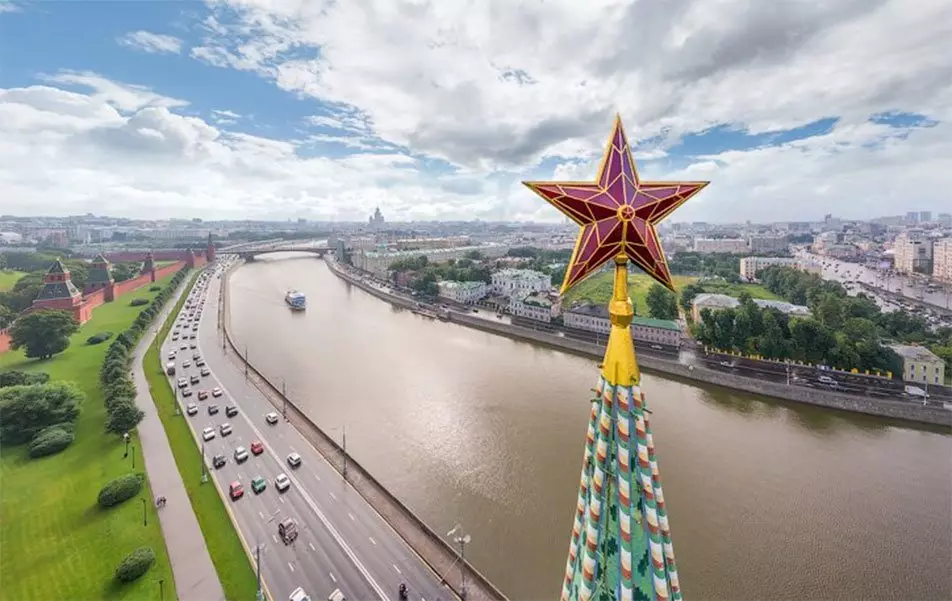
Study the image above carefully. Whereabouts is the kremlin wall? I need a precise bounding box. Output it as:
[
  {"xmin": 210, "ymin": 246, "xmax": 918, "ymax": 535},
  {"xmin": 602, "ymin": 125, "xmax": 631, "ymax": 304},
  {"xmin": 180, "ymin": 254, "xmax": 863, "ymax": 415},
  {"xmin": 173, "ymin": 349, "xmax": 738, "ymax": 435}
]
[{"xmin": 0, "ymin": 241, "xmax": 215, "ymax": 354}]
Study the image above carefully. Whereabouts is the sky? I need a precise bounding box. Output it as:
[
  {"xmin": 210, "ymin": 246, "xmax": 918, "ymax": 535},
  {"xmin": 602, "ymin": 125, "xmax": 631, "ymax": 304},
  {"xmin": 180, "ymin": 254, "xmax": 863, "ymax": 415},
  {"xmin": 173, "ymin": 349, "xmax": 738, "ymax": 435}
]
[{"xmin": 0, "ymin": 0, "xmax": 950, "ymax": 224}]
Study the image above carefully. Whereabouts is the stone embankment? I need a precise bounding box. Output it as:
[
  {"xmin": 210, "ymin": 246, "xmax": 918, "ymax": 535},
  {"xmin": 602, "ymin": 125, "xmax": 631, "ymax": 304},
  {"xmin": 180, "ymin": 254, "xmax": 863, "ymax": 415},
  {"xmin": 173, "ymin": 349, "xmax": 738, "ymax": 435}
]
[
  {"xmin": 221, "ymin": 259, "xmax": 509, "ymax": 601},
  {"xmin": 327, "ymin": 259, "xmax": 952, "ymax": 428}
]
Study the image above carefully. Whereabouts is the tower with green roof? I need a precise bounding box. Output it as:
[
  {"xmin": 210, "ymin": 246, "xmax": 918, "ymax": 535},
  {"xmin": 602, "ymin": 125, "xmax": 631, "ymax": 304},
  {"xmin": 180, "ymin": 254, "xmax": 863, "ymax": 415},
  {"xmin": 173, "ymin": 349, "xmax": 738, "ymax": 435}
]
[
  {"xmin": 85, "ymin": 253, "xmax": 115, "ymax": 299},
  {"xmin": 32, "ymin": 259, "xmax": 83, "ymax": 314},
  {"xmin": 141, "ymin": 250, "xmax": 156, "ymax": 282}
]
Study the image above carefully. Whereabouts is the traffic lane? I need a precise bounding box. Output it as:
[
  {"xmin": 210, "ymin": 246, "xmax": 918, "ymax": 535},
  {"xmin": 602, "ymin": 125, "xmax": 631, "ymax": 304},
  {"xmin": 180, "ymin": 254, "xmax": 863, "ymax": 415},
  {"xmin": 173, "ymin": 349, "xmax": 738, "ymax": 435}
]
[
  {"xmin": 201, "ymin": 277, "xmax": 449, "ymax": 600},
  {"xmin": 176, "ymin": 362, "xmax": 377, "ymax": 600}
]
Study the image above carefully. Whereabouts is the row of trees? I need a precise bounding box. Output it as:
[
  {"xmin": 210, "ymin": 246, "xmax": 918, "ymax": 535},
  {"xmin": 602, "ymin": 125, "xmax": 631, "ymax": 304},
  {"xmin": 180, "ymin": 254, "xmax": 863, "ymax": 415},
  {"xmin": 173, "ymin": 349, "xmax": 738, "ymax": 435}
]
[
  {"xmin": 99, "ymin": 267, "xmax": 191, "ymax": 435},
  {"xmin": 389, "ymin": 252, "xmax": 493, "ymax": 297}
]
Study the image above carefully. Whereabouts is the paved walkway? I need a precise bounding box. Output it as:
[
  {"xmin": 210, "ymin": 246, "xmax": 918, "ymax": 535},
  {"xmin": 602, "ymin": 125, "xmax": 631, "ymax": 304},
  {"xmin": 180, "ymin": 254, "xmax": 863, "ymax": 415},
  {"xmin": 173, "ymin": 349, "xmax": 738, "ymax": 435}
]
[{"xmin": 132, "ymin": 280, "xmax": 226, "ymax": 601}]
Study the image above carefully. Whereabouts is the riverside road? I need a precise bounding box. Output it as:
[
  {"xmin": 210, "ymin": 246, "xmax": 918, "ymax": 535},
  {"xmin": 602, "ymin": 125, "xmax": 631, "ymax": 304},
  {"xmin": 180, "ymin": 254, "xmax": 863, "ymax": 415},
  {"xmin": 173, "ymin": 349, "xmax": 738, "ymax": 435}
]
[
  {"xmin": 161, "ymin": 270, "xmax": 455, "ymax": 601},
  {"xmin": 224, "ymin": 253, "xmax": 951, "ymax": 601}
]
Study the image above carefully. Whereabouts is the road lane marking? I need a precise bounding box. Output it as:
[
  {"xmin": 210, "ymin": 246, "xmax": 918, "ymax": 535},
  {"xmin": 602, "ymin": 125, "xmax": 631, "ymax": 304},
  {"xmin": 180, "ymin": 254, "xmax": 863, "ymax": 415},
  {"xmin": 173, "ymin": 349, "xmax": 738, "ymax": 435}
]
[
  {"xmin": 288, "ymin": 562, "xmax": 295, "ymax": 572},
  {"xmin": 329, "ymin": 492, "xmax": 337, "ymax": 500},
  {"xmin": 349, "ymin": 513, "xmax": 355, "ymax": 521},
  {"xmin": 329, "ymin": 572, "xmax": 337, "ymax": 583},
  {"xmin": 309, "ymin": 542, "xmax": 316, "ymax": 551},
  {"xmin": 279, "ymin": 496, "xmax": 286, "ymax": 504},
  {"xmin": 272, "ymin": 534, "xmax": 278, "ymax": 543},
  {"xmin": 259, "ymin": 511, "xmax": 264, "ymax": 520},
  {"xmin": 393, "ymin": 564, "xmax": 401, "ymax": 575},
  {"xmin": 314, "ymin": 473, "xmax": 321, "ymax": 482},
  {"xmin": 369, "ymin": 536, "xmax": 377, "ymax": 546}
]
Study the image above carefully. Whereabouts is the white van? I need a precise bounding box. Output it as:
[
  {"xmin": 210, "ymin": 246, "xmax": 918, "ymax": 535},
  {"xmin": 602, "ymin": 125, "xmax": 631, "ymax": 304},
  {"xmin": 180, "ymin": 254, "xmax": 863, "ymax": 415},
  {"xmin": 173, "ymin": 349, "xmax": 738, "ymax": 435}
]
[{"xmin": 165, "ymin": 362, "xmax": 176, "ymax": 375}]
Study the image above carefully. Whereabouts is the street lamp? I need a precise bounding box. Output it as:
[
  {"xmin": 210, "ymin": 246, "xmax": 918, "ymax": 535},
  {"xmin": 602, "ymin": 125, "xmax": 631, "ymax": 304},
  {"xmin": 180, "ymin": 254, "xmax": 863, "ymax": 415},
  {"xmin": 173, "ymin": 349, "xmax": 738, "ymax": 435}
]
[
  {"xmin": 123, "ymin": 432, "xmax": 130, "ymax": 458},
  {"xmin": 328, "ymin": 425, "xmax": 348, "ymax": 478},
  {"xmin": 131, "ymin": 444, "xmax": 136, "ymax": 470},
  {"xmin": 200, "ymin": 438, "xmax": 208, "ymax": 484},
  {"xmin": 447, "ymin": 524, "xmax": 471, "ymax": 600},
  {"xmin": 141, "ymin": 498, "xmax": 147, "ymax": 526}
]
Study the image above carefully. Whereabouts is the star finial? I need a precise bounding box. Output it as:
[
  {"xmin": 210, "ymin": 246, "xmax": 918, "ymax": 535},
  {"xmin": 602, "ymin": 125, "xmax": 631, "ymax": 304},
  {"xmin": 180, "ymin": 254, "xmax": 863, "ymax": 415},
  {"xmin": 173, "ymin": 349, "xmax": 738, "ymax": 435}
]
[{"xmin": 524, "ymin": 115, "xmax": 708, "ymax": 294}]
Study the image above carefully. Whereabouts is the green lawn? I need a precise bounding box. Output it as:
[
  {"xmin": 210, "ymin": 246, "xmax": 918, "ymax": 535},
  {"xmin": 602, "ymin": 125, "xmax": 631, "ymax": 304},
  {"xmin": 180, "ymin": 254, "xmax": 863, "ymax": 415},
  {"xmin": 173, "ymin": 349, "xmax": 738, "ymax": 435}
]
[
  {"xmin": 695, "ymin": 280, "xmax": 781, "ymax": 300},
  {"xmin": 142, "ymin": 274, "xmax": 258, "ymax": 601},
  {"xmin": 0, "ymin": 275, "xmax": 179, "ymax": 601},
  {"xmin": 0, "ymin": 269, "xmax": 26, "ymax": 291},
  {"xmin": 565, "ymin": 271, "xmax": 698, "ymax": 313}
]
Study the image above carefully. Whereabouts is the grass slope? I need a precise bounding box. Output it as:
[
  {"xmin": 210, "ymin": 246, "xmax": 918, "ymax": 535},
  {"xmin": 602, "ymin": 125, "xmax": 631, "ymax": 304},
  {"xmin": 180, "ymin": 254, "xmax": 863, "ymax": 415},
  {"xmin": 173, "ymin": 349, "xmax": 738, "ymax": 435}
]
[
  {"xmin": 565, "ymin": 272, "xmax": 699, "ymax": 313},
  {"xmin": 142, "ymin": 273, "xmax": 257, "ymax": 601},
  {"xmin": 0, "ymin": 269, "xmax": 26, "ymax": 292},
  {"xmin": 0, "ymin": 275, "xmax": 178, "ymax": 601}
]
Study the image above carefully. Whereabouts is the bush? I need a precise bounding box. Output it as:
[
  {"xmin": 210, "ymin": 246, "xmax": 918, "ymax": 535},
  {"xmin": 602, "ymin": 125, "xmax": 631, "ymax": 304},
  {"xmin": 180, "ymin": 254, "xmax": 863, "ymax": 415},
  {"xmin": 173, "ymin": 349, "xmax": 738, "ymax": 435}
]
[
  {"xmin": 97, "ymin": 473, "xmax": 145, "ymax": 508},
  {"xmin": 105, "ymin": 397, "xmax": 144, "ymax": 434},
  {"xmin": 86, "ymin": 331, "xmax": 113, "ymax": 345},
  {"xmin": 129, "ymin": 298, "xmax": 149, "ymax": 307},
  {"xmin": 28, "ymin": 424, "xmax": 75, "ymax": 458},
  {"xmin": 0, "ymin": 371, "xmax": 50, "ymax": 388},
  {"xmin": 149, "ymin": 285, "xmax": 161, "ymax": 292},
  {"xmin": 114, "ymin": 547, "xmax": 155, "ymax": 584},
  {"xmin": 0, "ymin": 382, "xmax": 85, "ymax": 446}
]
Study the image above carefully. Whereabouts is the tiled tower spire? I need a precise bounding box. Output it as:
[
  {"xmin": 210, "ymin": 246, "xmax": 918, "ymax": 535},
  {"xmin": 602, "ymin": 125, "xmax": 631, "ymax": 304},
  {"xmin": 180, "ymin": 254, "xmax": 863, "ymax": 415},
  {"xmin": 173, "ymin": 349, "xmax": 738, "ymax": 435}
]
[{"xmin": 33, "ymin": 259, "xmax": 82, "ymax": 310}]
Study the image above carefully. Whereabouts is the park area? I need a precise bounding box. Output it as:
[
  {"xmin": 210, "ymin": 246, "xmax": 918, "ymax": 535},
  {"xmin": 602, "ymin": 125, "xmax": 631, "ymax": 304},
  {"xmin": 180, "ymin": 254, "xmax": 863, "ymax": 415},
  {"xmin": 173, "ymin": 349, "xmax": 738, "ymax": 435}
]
[
  {"xmin": 0, "ymin": 269, "xmax": 26, "ymax": 292},
  {"xmin": 565, "ymin": 270, "xmax": 778, "ymax": 313},
  {"xmin": 0, "ymin": 276, "xmax": 177, "ymax": 601}
]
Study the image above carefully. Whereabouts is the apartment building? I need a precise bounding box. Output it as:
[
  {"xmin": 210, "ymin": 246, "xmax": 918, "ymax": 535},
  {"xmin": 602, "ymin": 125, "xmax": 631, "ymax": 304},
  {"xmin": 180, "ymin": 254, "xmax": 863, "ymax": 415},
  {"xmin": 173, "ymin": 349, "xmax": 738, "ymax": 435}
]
[
  {"xmin": 510, "ymin": 291, "xmax": 561, "ymax": 323},
  {"xmin": 437, "ymin": 281, "xmax": 488, "ymax": 304},
  {"xmin": 563, "ymin": 303, "xmax": 682, "ymax": 346},
  {"xmin": 932, "ymin": 238, "xmax": 952, "ymax": 283},
  {"xmin": 491, "ymin": 268, "xmax": 551, "ymax": 298},
  {"xmin": 893, "ymin": 230, "xmax": 933, "ymax": 274},
  {"xmin": 890, "ymin": 344, "xmax": 945, "ymax": 386},
  {"xmin": 694, "ymin": 238, "xmax": 749, "ymax": 254},
  {"xmin": 739, "ymin": 257, "xmax": 800, "ymax": 281}
]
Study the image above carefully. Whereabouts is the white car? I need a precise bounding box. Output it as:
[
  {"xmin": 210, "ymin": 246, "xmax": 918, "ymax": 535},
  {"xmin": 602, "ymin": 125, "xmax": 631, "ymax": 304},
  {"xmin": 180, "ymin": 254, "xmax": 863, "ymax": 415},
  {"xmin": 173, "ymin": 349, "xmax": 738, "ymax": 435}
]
[
  {"xmin": 266, "ymin": 412, "xmax": 279, "ymax": 425},
  {"xmin": 212, "ymin": 387, "xmax": 223, "ymax": 397},
  {"xmin": 182, "ymin": 360, "xmax": 192, "ymax": 368},
  {"xmin": 186, "ymin": 403, "xmax": 198, "ymax": 416},
  {"xmin": 275, "ymin": 473, "xmax": 291, "ymax": 492},
  {"xmin": 201, "ymin": 427, "xmax": 216, "ymax": 441},
  {"xmin": 289, "ymin": 587, "xmax": 312, "ymax": 601},
  {"xmin": 287, "ymin": 452, "xmax": 302, "ymax": 468},
  {"xmin": 234, "ymin": 446, "xmax": 249, "ymax": 463},
  {"xmin": 220, "ymin": 423, "xmax": 233, "ymax": 436}
]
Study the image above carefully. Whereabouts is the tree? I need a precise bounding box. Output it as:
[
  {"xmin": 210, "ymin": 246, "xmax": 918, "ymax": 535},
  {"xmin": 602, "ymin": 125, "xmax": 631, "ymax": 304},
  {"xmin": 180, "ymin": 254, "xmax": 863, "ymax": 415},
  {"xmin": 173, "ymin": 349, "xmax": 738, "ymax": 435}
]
[
  {"xmin": 679, "ymin": 283, "xmax": 705, "ymax": 312},
  {"xmin": 0, "ymin": 370, "xmax": 50, "ymax": 387},
  {"xmin": 9, "ymin": 310, "xmax": 79, "ymax": 359},
  {"xmin": 645, "ymin": 284, "xmax": 678, "ymax": 320},
  {"xmin": 0, "ymin": 304, "xmax": 13, "ymax": 329},
  {"xmin": 112, "ymin": 263, "xmax": 138, "ymax": 283},
  {"xmin": 0, "ymin": 382, "xmax": 84, "ymax": 445},
  {"xmin": 105, "ymin": 398, "xmax": 144, "ymax": 434}
]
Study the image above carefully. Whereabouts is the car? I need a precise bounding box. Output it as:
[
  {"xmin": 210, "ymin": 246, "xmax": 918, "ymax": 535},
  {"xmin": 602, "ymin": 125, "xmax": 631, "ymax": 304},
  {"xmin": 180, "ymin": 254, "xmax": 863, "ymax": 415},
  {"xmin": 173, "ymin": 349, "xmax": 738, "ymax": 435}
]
[
  {"xmin": 220, "ymin": 423, "xmax": 232, "ymax": 436},
  {"xmin": 176, "ymin": 377, "xmax": 188, "ymax": 388},
  {"xmin": 192, "ymin": 352, "xmax": 201, "ymax": 360},
  {"xmin": 266, "ymin": 412, "xmax": 279, "ymax": 425},
  {"xmin": 180, "ymin": 344, "xmax": 188, "ymax": 350},
  {"xmin": 212, "ymin": 387, "xmax": 223, "ymax": 397},
  {"xmin": 213, "ymin": 454, "xmax": 226, "ymax": 469},
  {"xmin": 197, "ymin": 390, "xmax": 208, "ymax": 401},
  {"xmin": 182, "ymin": 360, "xmax": 192, "ymax": 368},
  {"xmin": 208, "ymin": 404, "xmax": 219, "ymax": 415},
  {"xmin": 182, "ymin": 388, "xmax": 193, "ymax": 397},
  {"xmin": 328, "ymin": 589, "xmax": 345, "ymax": 601},
  {"xmin": 251, "ymin": 476, "xmax": 267, "ymax": 494},
  {"xmin": 275, "ymin": 473, "xmax": 291, "ymax": 492},
  {"xmin": 190, "ymin": 374, "xmax": 200, "ymax": 385},
  {"xmin": 287, "ymin": 452, "xmax": 302, "ymax": 468},
  {"xmin": 186, "ymin": 403, "xmax": 198, "ymax": 416},
  {"xmin": 196, "ymin": 358, "xmax": 206, "ymax": 367},
  {"xmin": 234, "ymin": 446, "xmax": 249, "ymax": 463},
  {"xmin": 225, "ymin": 405, "xmax": 238, "ymax": 418},
  {"xmin": 190, "ymin": 334, "xmax": 197, "ymax": 339},
  {"xmin": 168, "ymin": 351, "xmax": 177, "ymax": 359},
  {"xmin": 250, "ymin": 440, "xmax": 264, "ymax": 455},
  {"xmin": 202, "ymin": 427, "xmax": 216, "ymax": 441},
  {"xmin": 289, "ymin": 588, "xmax": 312, "ymax": 601},
  {"xmin": 200, "ymin": 367, "xmax": 211, "ymax": 377},
  {"xmin": 190, "ymin": 343, "xmax": 197, "ymax": 349}
]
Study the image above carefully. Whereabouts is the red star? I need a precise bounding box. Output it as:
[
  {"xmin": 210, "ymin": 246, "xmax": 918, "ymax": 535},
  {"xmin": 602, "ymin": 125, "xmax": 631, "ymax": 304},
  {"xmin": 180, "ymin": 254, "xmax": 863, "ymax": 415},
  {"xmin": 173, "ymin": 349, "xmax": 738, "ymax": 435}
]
[{"xmin": 524, "ymin": 115, "xmax": 709, "ymax": 293}]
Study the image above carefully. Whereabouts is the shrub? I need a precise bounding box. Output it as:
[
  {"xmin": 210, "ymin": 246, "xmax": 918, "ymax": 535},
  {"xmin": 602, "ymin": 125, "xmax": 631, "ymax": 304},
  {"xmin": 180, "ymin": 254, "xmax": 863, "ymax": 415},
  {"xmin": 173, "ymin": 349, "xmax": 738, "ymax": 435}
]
[
  {"xmin": 149, "ymin": 285, "xmax": 161, "ymax": 292},
  {"xmin": 0, "ymin": 382, "xmax": 85, "ymax": 446},
  {"xmin": 105, "ymin": 397, "xmax": 144, "ymax": 434},
  {"xmin": 129, "ymin": 298, "xmax": 149, "ymax": 307},
  {"xmin": 0, "ymin": 371, "xmax": 50, "ymax": 388},
  {"xmin": 114, "ymin": 547, "xmax": 155, "ymax": 583},
  {"xmin": 28, "ymin": 424, "xmax": 75, "ymax": 458},
  {"xmin": 86, "ymin": 331, "xmax": 113, "ymax": 345},
  {"xmin": 97, "ymin": 473, "xmax": 144, "ymax": 508}
]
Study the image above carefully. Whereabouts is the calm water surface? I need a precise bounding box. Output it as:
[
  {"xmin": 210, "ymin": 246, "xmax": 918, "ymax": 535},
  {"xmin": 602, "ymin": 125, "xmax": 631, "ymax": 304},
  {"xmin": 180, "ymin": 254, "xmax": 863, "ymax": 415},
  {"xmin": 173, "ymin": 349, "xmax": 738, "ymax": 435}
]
[{"xmin": 228, "ymin": 255, "xmax": 952, "ymax": 601}]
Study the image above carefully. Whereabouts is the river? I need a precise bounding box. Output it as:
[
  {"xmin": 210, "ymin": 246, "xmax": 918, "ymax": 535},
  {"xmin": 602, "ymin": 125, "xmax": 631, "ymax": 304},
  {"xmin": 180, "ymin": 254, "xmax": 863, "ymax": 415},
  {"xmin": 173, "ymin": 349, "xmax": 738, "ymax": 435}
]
[{"xmin": 227, "ymin": 254, "xmax": 952, "ymax": 601}]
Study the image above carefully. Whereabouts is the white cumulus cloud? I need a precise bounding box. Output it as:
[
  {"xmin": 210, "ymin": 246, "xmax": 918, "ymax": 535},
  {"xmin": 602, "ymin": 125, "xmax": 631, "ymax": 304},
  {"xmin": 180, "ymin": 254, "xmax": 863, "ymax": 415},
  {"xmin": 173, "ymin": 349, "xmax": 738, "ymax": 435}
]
[{"xmin": 118, "ymin": 30, "xmax": 184, "ymax": 55}]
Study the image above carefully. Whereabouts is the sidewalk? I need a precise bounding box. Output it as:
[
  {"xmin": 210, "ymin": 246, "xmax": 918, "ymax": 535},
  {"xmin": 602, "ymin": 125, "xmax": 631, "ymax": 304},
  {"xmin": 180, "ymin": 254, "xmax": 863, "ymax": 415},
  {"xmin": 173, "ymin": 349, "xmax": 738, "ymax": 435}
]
[{"xmin": 132, "ymin": 280, "xmax": 226, "ymax": 601}]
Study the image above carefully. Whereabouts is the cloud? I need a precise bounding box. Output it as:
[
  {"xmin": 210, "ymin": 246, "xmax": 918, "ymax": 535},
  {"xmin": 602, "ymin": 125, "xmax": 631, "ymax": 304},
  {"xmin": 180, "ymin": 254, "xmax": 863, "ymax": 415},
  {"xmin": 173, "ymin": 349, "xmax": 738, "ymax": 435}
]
[
  {"xmin": 39, "ymin": 70, "xmax": 188, "ymax": 113},
  {"xmin": 117, "ymin": 30, "xmax": 184, "ymax": 55},
  {"xmin": 0, "ymin": 2, "xmax": 20, "ymax": 14}
]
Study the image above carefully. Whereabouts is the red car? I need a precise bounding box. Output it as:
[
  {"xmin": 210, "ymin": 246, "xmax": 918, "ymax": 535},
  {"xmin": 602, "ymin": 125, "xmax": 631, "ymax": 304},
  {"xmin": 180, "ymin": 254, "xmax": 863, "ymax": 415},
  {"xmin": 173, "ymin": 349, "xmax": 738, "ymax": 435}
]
[
  {"xmin": 229, "ymin": 482, "xmax": 244, "ymax": 500},
  {"xmin": 250, "ymin": 440, "xmax": 264, "ymax": 456},
  {"xmin": 198, "ymin": 390, "xmax": 209, "ymax": 401}
]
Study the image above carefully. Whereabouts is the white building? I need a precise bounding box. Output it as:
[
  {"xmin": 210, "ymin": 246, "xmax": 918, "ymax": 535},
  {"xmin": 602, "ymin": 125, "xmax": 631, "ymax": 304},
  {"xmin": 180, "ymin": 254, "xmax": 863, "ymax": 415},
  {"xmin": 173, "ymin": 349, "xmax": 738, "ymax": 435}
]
[
  {"xmin": 564, "ymin": 303, "xmax": 682, "ymax": 346},
  {"xmin": 694, "ymin": 238, "xmax": 749, "ymax": 254},
  {"xmin": 691, "ymin": 293, "xmax": 811, "ymax": 322},
  {"xmin": 437, "ymin": 281, "xmax": 488, "ymax": 304},
  {"xmin": 739, "ymin": 257, "xmax": 800, "ymax": 281},
  {"xmin": 893, "ymin": 230, "xmax": 933, "ymax": 274},
  {"xmin": 354, "ymin": 244, "xmax": 509, "ymax": 276},
  {"xmin": 932, "ymin": 238, "xmax": 952, "ymax": 283},
  {"xmin": 491, "ymin": 268, "xmax": 551, "ymax": 298},
  {"xmin": 510, "ymin": 291, "xmax": 561, "ymax": 323}
]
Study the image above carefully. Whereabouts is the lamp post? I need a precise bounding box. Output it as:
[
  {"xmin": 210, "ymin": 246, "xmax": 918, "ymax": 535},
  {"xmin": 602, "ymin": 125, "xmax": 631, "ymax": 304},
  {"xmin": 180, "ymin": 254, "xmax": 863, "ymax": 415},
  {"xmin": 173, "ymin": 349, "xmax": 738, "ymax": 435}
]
[
  {"xmin": 446, "ymin": 524, "xmax": 471, "ymax": 600},
  {"xmin": 244, "ymin": 346, "xmax": 249, "ymax": 377},
  {"xmin": 255, "ymin": 542, "xmax": 264, "ymax": 601},
  {"xmin": 159, "ymin": 578, "xmax": 165, "ymax": 601},
  {"xmin": 329, "ymin": 425, "xmax": 348, "ymax": 478},
  {"xmin": 141, "ymin": 498, "xmax": 147, "ymax": 526},
  {"xmin": 200, "ymin": 438, "xmax": 208, "ymax": 484},
  {"xmin": 123, "ymin": 432, "xmax": 130, "ymax": 458},
  {"xmin": 131, "ymin": 445, "xmax": 136, "ymax": 470}
]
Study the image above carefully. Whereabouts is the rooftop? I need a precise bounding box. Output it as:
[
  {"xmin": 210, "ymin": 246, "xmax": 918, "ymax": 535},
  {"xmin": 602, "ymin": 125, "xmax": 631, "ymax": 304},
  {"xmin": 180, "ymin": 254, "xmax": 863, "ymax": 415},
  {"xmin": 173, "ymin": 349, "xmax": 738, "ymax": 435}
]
[
  {"xmin": 889, "ymin": 344, "xmax": 943, "ymax": 363},
  {"xmin": 693, "ymin": 293, "xmax": 812, "ymax": 316}
]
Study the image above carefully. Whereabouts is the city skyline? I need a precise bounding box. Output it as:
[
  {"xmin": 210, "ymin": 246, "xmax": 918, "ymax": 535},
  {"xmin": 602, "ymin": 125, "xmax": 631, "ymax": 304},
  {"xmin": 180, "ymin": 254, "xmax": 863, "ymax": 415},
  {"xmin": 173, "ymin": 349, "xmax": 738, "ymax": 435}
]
[{"xmin": 1, "ymin": 0, "xmax": 950, "ymax": 223}]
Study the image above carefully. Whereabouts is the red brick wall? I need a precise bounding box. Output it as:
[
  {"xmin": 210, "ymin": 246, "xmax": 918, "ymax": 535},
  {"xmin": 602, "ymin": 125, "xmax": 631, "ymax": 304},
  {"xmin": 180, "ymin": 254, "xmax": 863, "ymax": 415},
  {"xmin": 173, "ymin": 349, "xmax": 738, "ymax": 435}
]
[
  {"xmin": 113, "ymin": 273, "xmax": 153, "ymax": 298},
  {"xmin": 153, "ymin": 261, "xmax": 185, "ymax": 281},
  {"xmin": 104, "ymin": 250, "xmax": 189, "ymax": 263},
  {"xmin": 83, "ymin": 287, "xmax": 106, "ymax": 311},
  {"xmin": 0, "ymin": 330, "xmax": 10, "ymax": 353}
]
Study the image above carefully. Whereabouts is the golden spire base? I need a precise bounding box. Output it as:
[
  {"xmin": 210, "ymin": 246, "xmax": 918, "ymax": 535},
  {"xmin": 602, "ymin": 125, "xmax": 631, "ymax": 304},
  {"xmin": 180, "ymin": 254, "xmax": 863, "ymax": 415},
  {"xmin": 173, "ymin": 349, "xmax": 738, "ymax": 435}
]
[{"xmin": 600, "ymin": 254, "xmax": 640, "ymax": 386}]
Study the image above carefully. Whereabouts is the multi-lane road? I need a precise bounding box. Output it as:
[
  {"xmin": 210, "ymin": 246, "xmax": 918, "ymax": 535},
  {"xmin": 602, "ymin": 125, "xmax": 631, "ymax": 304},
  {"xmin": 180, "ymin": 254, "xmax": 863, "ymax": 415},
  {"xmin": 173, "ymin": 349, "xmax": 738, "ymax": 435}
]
[{"xmin": 160, "ymin": 263, "xmax": 455, "ymax": 601}]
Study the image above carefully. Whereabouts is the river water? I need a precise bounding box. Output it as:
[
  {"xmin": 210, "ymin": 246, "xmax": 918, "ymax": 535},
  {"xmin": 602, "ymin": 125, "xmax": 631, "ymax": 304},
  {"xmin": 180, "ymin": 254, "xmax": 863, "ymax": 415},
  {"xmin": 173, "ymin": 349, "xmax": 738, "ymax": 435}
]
[{"xmin": 227, "ymin": 254, "xmax": 952, "ymax": 601}]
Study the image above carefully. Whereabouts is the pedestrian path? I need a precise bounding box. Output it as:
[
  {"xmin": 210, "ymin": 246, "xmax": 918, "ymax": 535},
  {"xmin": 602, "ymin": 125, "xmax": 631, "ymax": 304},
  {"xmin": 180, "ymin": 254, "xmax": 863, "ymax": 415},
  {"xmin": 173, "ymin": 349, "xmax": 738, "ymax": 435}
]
[{"xmin": 132, "ymin": 282, "xmax": 226, "ymax": 601}]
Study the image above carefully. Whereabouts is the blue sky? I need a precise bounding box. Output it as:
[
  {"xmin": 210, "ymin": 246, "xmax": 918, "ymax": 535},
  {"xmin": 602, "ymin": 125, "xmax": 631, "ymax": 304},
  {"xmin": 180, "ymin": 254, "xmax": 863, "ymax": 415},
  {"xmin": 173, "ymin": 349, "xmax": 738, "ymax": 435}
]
[{"xmin": 0, "ymin": 0, "xmax": 948, "ymax": 222}]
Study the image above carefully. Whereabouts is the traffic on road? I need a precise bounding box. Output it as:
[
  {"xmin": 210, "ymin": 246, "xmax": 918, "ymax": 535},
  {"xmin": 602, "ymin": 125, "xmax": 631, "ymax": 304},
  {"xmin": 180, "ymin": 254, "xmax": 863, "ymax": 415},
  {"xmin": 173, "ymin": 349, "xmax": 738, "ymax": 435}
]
[{"xmin": 160, "ymin": 262, "xmax": 456, "ymax": 601}]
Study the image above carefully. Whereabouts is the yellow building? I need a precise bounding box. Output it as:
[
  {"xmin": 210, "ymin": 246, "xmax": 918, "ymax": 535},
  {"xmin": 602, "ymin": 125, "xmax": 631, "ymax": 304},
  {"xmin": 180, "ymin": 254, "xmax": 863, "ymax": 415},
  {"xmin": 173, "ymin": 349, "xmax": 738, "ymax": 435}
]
[{"xmin": 889, "ymin": 344, "xmax": 946, "ymax": 386}]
